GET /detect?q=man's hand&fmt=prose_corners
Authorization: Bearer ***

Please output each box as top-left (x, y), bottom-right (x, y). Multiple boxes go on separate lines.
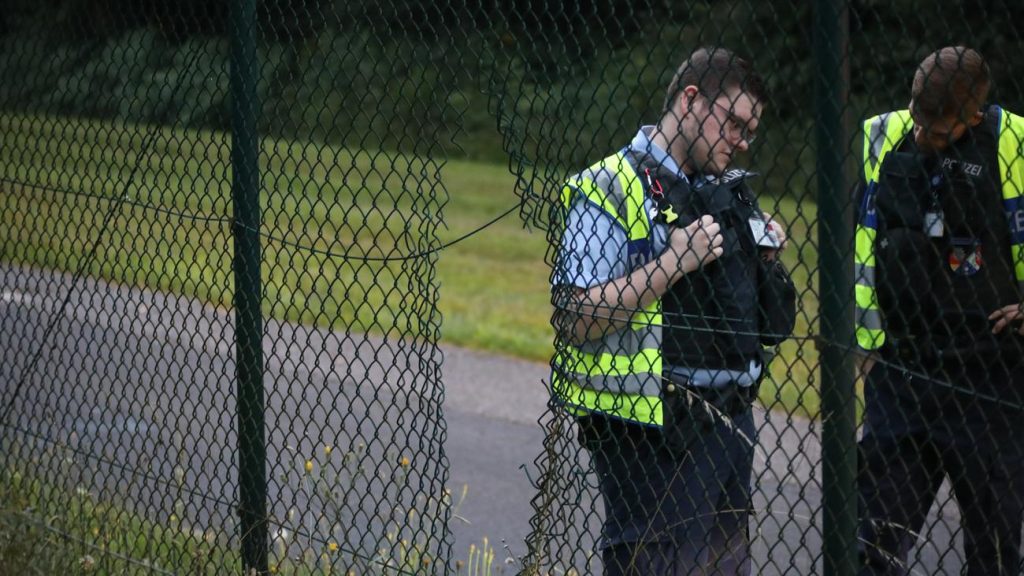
top-left (760, 211), bottom-right (787, 262)
top-left (561, 214), bottom-right (722, 345)
top-left (989, 303), bottom-right (1024, 335)
top-left (667, 215), bottom-right (724, 274)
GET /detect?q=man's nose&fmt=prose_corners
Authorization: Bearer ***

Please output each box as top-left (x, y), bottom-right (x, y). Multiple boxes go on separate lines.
top-left (725, 129), bottom-right (747, 152)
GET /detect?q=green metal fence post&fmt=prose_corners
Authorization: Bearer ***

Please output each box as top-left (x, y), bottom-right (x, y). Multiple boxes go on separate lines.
top-left (815, 1), bottom-right (857, 575)
top-left (230, 0), bottom-right (267, 572)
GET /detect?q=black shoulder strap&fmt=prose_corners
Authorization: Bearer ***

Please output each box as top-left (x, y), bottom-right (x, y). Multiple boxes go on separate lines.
top-left (984, 104), bottom-right (1001, 136)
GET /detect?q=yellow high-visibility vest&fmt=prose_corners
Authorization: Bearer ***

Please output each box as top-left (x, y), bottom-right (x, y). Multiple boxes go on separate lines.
top-left (552, 151), bottom-right (664, 426)
top-left (855, 108), bottom-right (1024, 350)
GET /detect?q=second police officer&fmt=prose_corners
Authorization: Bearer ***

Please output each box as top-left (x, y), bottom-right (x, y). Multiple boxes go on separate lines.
top-left (854, 46), bottom-right (1024, 575)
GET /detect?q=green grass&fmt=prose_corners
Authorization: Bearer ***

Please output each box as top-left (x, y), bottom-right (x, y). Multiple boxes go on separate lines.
top-left (0, 466), bottom-right (242, 574)
top-left (0, 113), bottom-right (825, 417)
top-left (0, 463), bottom-right (511, 575)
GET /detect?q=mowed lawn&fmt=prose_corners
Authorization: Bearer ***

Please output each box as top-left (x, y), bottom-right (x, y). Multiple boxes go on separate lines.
top-left (0, 114), bottom-right (824, 417)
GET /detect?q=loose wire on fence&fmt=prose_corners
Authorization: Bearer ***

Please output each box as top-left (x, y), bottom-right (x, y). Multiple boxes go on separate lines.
top-left (0, 44), bottom-right (208, 427)
top-left (0, 177), bottom-right (232, 225)
top-left (551, 299), bottom-right (1024, 411)
top-left (0, 420), bottom-right (239, 512)
top-left (245, 202), bottom-right (522, 262)
top-left (0, 513), bottom-right (180, 576)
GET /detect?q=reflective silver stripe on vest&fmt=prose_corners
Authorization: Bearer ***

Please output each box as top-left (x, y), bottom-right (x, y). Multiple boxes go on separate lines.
top-left (563, 324), bottom-right (662, 397)
top-left (854, 263), bottom-right (881, 329)
top-left (857, 308), bottom-right (883, 330)
top-left (854, 263), bottom-right (874, 287)
top-left (561, 370), bottom-right (663, 398)
top-left (574, 325), bottom-right (660, 355)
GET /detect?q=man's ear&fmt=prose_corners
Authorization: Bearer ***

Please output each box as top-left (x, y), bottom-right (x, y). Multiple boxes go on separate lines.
top-left (676, 85), bottom-right (699, 113)
top-left (967, 108), bottom-right (985, 127)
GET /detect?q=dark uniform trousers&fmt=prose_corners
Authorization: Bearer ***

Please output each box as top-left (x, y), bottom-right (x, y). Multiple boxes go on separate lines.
top-left (858, 357), bottom-right (1024, 576)
top-left (580, 396), bottom-right (756, 576)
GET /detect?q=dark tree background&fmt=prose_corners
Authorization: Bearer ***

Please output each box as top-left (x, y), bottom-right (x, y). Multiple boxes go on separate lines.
top-left (0, 0), bottom-right (1020, 170)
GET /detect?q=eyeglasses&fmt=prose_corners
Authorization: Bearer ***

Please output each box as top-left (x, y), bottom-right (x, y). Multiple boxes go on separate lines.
top-left (704, 95), bottom-right (758, 145)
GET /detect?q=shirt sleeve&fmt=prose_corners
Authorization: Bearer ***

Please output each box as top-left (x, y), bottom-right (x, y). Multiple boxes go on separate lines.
top-left (553, 187), bottom-right (629, 290)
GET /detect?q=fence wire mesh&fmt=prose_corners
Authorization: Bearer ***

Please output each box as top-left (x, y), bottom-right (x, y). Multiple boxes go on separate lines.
top-left (0, 1), bottom-right (1023, 575)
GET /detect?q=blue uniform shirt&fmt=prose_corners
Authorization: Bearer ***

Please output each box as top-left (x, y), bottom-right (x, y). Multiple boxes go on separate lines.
top-left (555, 126), bottom-right (675, 289)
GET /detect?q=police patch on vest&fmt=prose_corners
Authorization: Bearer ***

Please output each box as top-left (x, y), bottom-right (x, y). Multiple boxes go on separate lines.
top-left (627, 238), bottom-right (654, 269)
top-left (948, 238), bottom-right (983, 276)
top-left (1005, 195), bottom-right (1024, 244)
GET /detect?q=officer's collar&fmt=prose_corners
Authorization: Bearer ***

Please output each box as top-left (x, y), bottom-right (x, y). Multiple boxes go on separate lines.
top-left (628, 125), bottom-right (690, 183)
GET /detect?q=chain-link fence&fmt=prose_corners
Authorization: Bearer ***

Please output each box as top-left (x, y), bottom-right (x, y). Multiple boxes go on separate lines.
top-left (1, 1), bottom-right (1023, 575)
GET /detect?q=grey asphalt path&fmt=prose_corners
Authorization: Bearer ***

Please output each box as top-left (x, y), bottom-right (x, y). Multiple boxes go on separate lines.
top-left (0, 264), bottom-right (966, 574)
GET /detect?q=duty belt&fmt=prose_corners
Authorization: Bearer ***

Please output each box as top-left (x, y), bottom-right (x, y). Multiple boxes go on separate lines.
top-left (663, 374), bottom-right (757, 418)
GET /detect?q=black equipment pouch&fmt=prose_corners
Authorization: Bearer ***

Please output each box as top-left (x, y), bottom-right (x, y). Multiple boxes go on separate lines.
top-left (876, 151), bottom-right (930, 230)
top-left (661, 375), bottom-right (712, 455)
top-left (695, 171), bottom-right (796, 346)
top-left (758, 258), bottom-right (797, 345)
top-left (661, 373), bottom-right (757, 455)
top-left (692, 173), bottom-right (745, 256)
top-left (650, 167), bottom-right (747, 256)
top-left (874, 151), bottom-right (947, 334)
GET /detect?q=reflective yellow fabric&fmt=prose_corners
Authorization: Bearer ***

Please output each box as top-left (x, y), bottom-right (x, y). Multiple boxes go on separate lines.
top-left (552, 377), bottom-right (661, 426)
top-left (998, 110), bottom-right (1024, 283)
top-left (855, 284), bottom-right (878, 310)
top-left (563, 341), bottom-right (659, 376)
top-left (856, 326), bottom-right (886, 351)
top-left (555, 152), bottom-right (665, 427)
top-left (855, 225), bottom-right (876, 267)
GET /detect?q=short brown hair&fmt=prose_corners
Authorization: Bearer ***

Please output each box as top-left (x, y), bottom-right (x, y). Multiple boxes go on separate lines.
top-left (662, 47), bottom-right (767, 113)
top-left (911, 46), bottom-right (990, 120)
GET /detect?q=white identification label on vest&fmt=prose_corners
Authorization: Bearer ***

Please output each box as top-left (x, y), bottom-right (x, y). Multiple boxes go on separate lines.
top-left (924, 210), bottom-right (945, 238)
top-left (749, 217), bottom-right (781, 248)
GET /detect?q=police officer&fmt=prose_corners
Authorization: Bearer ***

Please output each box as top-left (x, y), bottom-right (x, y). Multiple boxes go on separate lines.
top-left (551, 47), bottom-right (796, 575)
top-left (854, 46), bottom-right (1024, 575)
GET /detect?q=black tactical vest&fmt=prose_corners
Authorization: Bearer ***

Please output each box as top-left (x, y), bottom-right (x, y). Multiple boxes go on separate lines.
top-left (874, 109), bottom-right (1021, 359)
top-left (630, 153), bottom-right (767, 371)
